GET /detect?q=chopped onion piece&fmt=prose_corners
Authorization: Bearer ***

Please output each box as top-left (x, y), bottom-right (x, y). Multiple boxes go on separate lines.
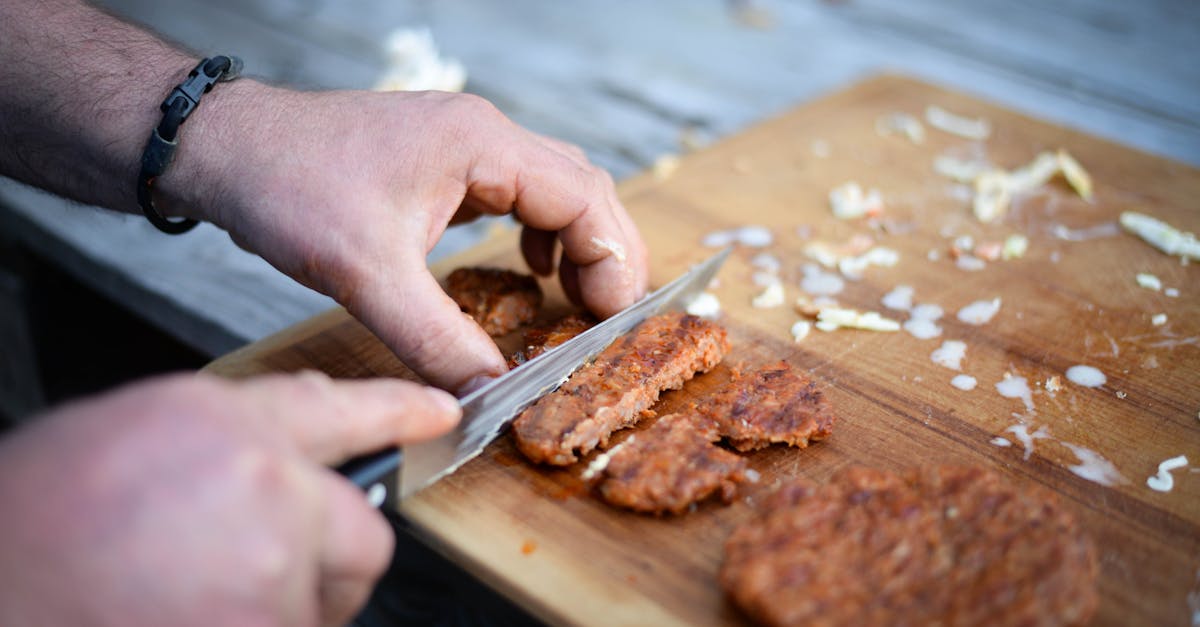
top-left (1152, 313), bottom-right (1168, 326)
top-left (815, 308), bottom-right (900, 332)
top-left (751, 282), bottom-right (785, 309)
top-left (829, 181), bottom-right (884, 220)
top-left (925, 105), bottom-right (991, 140)
top-left (1146, 455), bottom-right (1189, 493)
top-left (790, 320), bottom-right (812, 342)
top-left (933, 155), bottom-right (988, 183)
top-left (957, 298), bottom-right (1001, 325)
top-left (881, 285), bottom-right (914, 311)
top-left (1065, 365), bottom-right (1106, 388)
top-left (1132, 270), bottom-right (1161, 290)
top-left (1057, 149), bottom-right (1093, 201)
top-left (875, 112), bottom-right (925, 144)
top-left (839, 247), bottom-right (899, 279)
top-left (1002, 234), bottom-right (1029, 260)
top-left (1119, 211), bottom-right (1200, 260)
top-left (931, 340), bottom-right (967, 371)
top-left (951, 374), bottom-right (977, 390)
top-left (590, 236), bottom-right (627, 263)
top-left (800, 264), bottom-right (845, 296)
top-left (684, 292), bottom-right (721, 318)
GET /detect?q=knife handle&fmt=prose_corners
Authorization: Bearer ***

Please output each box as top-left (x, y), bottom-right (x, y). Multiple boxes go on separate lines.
top-left (335, 447), bottom-right (402, 509)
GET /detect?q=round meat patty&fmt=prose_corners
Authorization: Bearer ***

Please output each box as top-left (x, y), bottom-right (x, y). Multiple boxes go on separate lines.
top-left (720, 465), bottom-right (1098, 627)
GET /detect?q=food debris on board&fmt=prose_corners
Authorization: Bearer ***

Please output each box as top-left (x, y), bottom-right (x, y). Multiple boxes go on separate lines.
top-left (957, 298), bottom-right (1002, 325)
top-left (751, 282), bottom-right (785, 308)
top-left (925, 105), bottom-right (992, 140)
top-left (951, 374), bottom-right (978, 391)
top-left (790, 320), bottom-right (812, 342)
top-left (702, 225), bottom-right (774, 248)
top-left (1146, 455), bottom-right (1188, 493)
top-left (996, 375), bottom-right (1035, 414)
top-left (1061, 442), bottom-right (1130, 486)
top-left (1120, 211), bottom-right (1200, 261)
top-left (935, 149), bottom-right (1093, 223)
top-left (1151, 313), bottom-right (1168, 327)
top-left (685, 292), bottom-right (722, 318)
top-left (1065, 365), bottom-right (1106, 388)
top-left (875, 112), bottom-right (925, 144)
top-left (829, 181), bottom-right (884, 220)
top-left (815, 308), bottom-right (901, 333)
top-left (1135, 272), bottom-right (1163, 291)
top-left (1006, 424), bottom-right (1050, 460)
top-left (930, 340), bottom-right (967, 371)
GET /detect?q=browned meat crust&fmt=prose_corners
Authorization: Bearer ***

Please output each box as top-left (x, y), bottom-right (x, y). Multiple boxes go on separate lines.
top-left (445, 267), bottom-right (542, 336)
top-left (506, 313), bottom-right (596, 368)
top-left (594, 361), bottom-right (833, 514)
top-left (512, 312), bottom-right (730, 465)
top-left (597, 413), bottom-right (747, 515)
top-left (701, 361), bottom-right (834, 451)
top-left (721, 466), bottom-right (1099, 627)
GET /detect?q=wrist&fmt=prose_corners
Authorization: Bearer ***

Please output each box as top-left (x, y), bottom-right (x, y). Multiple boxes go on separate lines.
top-left (150, 76), bottom-right (278, 227)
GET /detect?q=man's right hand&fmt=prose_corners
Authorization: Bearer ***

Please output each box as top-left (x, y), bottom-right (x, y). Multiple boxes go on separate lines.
top-left (0, 372), bottom-right (460, 627)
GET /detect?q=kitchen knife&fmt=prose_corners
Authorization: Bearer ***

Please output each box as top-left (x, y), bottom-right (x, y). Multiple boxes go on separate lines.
top-left (337, 246), bottom-right (732, 506)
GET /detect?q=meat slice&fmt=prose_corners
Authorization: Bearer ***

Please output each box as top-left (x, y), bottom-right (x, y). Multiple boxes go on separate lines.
top-left (720, 466), bottom-right (1099, 627)
top-left (594, 361), bottom-right (832, 514)
top-left (596, 413), bottom-right (747, 515)
top-left (700, 361), bottom-right (834, 451)
top-left (506, 313), bottom-right (596, 368)
top-left (445, 267), bottom-right (542, 336)
top-left (512, 312), bottom-right (730, 466)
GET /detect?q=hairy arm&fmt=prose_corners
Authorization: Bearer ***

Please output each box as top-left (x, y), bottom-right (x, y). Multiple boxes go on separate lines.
top-left (0, 0), bottom-right (649, 394)
top-left (0, 0), bottom-right (199, 211)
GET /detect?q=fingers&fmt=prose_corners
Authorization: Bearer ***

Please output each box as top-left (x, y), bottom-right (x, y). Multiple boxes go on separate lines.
top-left (469, 131), bottom-right (648, 318)
top-left (315, 471), bottom-right (394, 627)
top-left (225, 372), bottom-right (462, 466)
top-left (520, 226), bottom-right (557, 276)
top-left (350, 263), bottom-right (509, 395)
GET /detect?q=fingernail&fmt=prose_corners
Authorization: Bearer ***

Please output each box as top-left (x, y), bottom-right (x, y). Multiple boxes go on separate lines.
top-left (456, 374), bottom-right (498, 398)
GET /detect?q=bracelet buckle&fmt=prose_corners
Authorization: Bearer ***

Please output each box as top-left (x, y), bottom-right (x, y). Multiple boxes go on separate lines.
top-left (137, 55), bottom-right (242, 235)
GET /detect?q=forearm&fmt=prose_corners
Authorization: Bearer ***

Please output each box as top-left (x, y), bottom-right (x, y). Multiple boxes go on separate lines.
top-left (0, 0), bottom-right (256, 219)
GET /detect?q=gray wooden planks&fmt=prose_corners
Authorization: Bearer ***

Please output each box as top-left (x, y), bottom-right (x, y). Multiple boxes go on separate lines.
top-left (2, 0), bottom-right (1196, 357)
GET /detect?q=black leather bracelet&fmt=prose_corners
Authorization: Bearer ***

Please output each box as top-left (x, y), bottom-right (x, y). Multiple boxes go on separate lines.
top-left (137, 55), bottom-right (242, 235)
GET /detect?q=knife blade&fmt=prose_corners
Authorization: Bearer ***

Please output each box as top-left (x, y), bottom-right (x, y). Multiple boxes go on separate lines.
top-left (337, 246), bottom-right (732, 505)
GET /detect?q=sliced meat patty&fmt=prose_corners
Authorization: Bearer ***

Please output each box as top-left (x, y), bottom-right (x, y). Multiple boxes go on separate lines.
top-left (593, 361), bottom-right (833, 514)
top-left (512, 312), bottom-right (730, 465)
top-left (721, 465), bottom-right (1099, 627)
top-left (506, 313), bottom-right (596, 368)
top-left (701, 361), bottom-right (834, 451)
top-left (596, 413), bottom-right (747, 515)
top-left (445, 267), bottom-right (542, 336)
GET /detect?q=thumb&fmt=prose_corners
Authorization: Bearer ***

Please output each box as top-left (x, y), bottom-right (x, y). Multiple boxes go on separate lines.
top-left (229, 372), bottom-right (462, 465)
top-left (351, 262), bottom-right (508, 395)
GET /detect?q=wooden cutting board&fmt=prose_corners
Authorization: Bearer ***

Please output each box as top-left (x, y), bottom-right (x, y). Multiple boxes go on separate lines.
top-left (205, 75), bottom-right (1200, 627)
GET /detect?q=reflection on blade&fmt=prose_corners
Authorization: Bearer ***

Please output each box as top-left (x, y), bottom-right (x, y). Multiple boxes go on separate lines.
top-left (399, 247), bottom-right (732, 499)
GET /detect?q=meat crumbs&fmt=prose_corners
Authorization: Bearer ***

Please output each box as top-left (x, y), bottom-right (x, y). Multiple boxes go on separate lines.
top-left (445, 267), bottom-right (542, 336)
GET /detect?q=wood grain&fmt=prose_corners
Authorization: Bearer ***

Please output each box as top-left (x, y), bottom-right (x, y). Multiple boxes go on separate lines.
top-left (207, 75), bottom-right (1200, 626)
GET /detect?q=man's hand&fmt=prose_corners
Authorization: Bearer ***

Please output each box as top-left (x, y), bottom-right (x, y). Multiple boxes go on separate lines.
top-left (0, 372), bottom-right (460, 627)
top-left (1, 0), bottom-right (648, 396)
top-left (160, 85), bottom-right (648, 395)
